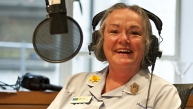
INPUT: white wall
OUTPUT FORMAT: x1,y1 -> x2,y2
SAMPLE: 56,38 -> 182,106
179,0 -> 193,83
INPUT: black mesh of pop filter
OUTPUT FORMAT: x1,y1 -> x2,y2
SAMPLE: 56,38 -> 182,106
33,16 -> 83,63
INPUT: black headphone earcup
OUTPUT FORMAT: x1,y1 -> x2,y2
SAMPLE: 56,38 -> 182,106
88,30 -> 100,52
92,30 -> 100,45
145,35 -> 161,67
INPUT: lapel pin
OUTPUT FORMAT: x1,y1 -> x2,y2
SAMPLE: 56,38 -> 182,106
89,75 -> 100,83
130,82 -> 139,94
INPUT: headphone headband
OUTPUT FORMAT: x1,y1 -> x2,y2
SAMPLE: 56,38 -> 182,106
142,8 -> 162,35
92,10 -> 106,30
92,8 -> 163,35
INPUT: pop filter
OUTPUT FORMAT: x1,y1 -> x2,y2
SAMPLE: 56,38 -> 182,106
32,0 -> 83,63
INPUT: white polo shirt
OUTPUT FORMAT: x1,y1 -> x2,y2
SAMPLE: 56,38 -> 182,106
48,67 -> 181,109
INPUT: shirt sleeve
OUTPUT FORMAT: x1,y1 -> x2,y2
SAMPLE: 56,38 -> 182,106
154,85 -> 181,109
47,72 -> 91,109
47,76 -> 74,109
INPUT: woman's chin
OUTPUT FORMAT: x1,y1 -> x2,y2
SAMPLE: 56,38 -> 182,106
114,59 -> 133,66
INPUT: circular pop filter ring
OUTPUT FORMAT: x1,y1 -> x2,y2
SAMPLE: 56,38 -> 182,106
33,16 -> 83,63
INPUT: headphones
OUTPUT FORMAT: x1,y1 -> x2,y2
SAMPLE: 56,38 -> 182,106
88,8 -> 163,70
21,73 -> 62,91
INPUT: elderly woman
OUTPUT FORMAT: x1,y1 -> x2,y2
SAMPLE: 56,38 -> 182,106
48,3 -> 181,109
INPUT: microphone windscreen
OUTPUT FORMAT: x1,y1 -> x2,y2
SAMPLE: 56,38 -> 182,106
33,16 -> 83,63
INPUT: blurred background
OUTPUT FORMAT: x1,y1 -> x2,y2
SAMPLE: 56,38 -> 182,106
0,0 -> 193,88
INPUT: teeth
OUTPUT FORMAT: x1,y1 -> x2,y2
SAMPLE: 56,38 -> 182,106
116,49 -> 131,53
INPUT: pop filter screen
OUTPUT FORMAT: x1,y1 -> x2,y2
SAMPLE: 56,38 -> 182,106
33,16 -> 83,63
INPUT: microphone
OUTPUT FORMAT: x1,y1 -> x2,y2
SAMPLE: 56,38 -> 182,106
21,73 -> 62,91
46,0 -> 68,34
32,0 -> 83,63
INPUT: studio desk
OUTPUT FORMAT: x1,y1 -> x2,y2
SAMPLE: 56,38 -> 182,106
0,91 -> 193,109
0,91 -> 58,109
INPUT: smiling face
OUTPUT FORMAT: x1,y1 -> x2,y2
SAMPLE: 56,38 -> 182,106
103,8 -> 146,69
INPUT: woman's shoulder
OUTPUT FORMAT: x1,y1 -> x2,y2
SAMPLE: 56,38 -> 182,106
64,71 -> 96,85
65,67 -> 108,86
69,72 -> 94,80
151,74 -> 177,92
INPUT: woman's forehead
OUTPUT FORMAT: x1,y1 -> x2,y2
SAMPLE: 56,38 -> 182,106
105,9 -> 142,28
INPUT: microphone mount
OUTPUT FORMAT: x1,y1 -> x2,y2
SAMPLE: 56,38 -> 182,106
46,0 -> 67,14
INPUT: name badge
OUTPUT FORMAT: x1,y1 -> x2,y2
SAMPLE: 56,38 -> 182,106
70,96 -> 92,104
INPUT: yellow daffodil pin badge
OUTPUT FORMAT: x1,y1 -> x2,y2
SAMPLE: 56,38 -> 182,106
89,75 -> 100,83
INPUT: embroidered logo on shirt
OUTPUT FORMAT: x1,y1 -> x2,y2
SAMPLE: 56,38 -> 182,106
130,82 -> 139,94
136,103 -> 153,108
89,75 -> 100,83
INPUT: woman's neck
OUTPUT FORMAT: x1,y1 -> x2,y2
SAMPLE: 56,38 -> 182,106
102,66 -> 140,94
108,65 -> 140,82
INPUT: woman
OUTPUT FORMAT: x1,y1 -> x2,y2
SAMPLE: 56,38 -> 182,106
48,3 -> 181,109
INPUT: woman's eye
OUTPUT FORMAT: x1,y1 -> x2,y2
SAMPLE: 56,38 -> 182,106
130,31 -> 139,35
110,30 -> 118,34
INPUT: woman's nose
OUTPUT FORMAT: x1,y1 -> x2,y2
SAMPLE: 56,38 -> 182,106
118,32 -> 129,45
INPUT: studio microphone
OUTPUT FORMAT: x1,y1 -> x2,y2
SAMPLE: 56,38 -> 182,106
33,0 -> 83,63
46,0 -> 68,34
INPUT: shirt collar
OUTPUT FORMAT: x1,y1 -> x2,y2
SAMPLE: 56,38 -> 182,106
87,67 -> 108,100
87,66 -> 151,98
87,66 -> 108,87
123,68 -> 150,94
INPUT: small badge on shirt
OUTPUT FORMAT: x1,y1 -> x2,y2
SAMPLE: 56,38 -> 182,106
89,75 -> 100,82
130,82 -> 139,94
70,96 -> 92,104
